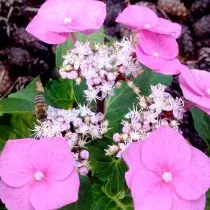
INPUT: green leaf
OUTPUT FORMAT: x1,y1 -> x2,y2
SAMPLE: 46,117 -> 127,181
105,82 -> 136,138
0,113 -> 36,151
105,69 -> 172,138
73,80 -> 87,105
61,176 -> 93,210
0,98 -> 34,115
45,79 -> 75,109
8,77 -> 40,102
206,191 -> 210,210
91,184 -> 133,210
0,77 -> 41,115
56,28 -> 104,68
136,68 -> 172,95
191,107 -> 210,149
88,145 -> 127,197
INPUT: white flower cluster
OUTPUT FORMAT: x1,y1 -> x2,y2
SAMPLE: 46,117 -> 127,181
33,105 -> 109,175
105,84 -> 186,158
59,37 -> 143,103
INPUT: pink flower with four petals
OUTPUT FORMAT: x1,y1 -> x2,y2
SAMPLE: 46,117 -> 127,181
179,67 -> 210,115
26,0 -> 106,44
123,126 -> 210,210
0,137 -> 79,210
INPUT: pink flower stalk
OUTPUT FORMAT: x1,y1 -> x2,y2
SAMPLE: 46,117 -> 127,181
26,0 -> 106,44
0,137 -> 80,210
179,67 -> 210,115
123,126 -> 210,210
116,5 -> 181,38
116,5 -> 182,75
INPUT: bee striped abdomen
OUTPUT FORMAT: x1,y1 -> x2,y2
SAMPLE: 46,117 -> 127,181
34,94 -> 47,122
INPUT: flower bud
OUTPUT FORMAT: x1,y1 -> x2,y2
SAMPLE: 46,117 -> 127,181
66,71 -> 78,80
73,118 -> 83,127
80,150 -> 89,160
79,167 -> 89,176
90,115 -> 99,124
113,133 -> 121,142
93,77 -> 102,85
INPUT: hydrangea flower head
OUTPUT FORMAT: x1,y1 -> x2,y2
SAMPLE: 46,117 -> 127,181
179,67 -> 210,115
0,137 -> 80,210
123,126 -> 210,210
26,0 -> 106,44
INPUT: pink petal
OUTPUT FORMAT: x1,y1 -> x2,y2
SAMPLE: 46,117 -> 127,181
37,0 -> 105,34
148,18 -> 181,38
28,137 -> 74,181
122,141 -> 144,187
171,193 -> 206,210
141,126 -> 192,173
116,5 -> 159,30
38,0 -> 87,33
136,45 -> 166,70
0,181 -> 34,210
80,0 -> 106,33
173,147 -> 210,200
0,139 -> 35,187
136,46 -> 180,75
179,68 -> 210,110
26,15 -> 68,44
179,68 -> 205,96
138,31 -> 179,59
157,59 -> 182,75
30,170 -> 79,210
131,171 -> 172,210
129,169 -> 164,209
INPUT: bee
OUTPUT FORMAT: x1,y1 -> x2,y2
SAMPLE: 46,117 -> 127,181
34,94 -> 47,122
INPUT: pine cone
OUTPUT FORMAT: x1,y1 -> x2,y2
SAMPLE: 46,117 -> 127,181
157,0 -> 188,19
0,62 -> 14,98
193,14 -> 210,38
190,0 -> 210,22
196,38 -> 210,48
198,47 -> 210,71
178,25 -> 195,60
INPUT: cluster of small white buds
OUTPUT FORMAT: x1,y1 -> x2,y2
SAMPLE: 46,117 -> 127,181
33,104 -> 109,175
59,37 -> 143,103
106,84 -> 186,158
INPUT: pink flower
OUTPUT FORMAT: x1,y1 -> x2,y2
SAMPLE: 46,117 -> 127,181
26,0 -> 106,44
0,137 -> 80,210
116,5 -> 182,75
179,67 -> 210,115
116,5 -> 181,38
136,43 -> 181,75
123,126 -> 210,210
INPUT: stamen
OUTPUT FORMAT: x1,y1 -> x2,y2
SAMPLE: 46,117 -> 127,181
162,171 -> 172,183
153,52 -> 159,57
144,24 -> 151,29
64,17 -> 72,24
34,171 -> 45,181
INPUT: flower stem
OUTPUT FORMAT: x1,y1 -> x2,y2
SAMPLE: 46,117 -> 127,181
70,32 -> 77,44
96,92 -> 105,113
184,102 -> 194,111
